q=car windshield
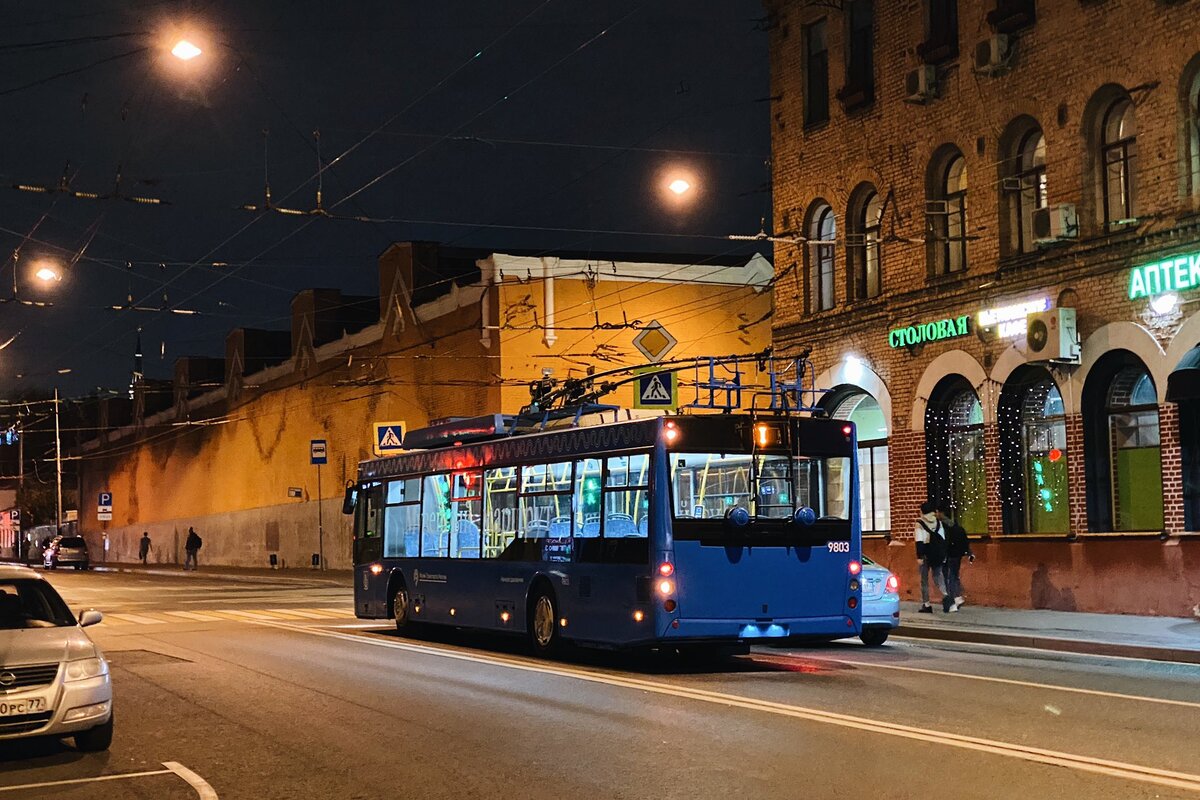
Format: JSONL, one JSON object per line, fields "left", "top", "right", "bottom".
{"left": 0, "top": 579, "right": 77, "bottom": 629}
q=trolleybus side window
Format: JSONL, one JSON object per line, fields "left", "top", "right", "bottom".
{"left": 450, "top": 470, "right": 483, "bottom": 559}
{"left": 420, "top": 474, "right": 451, "bottom": 557}
{"left": 483, "top": 466, "right": 518, "bottom": 558}
{"left": 519, "top": 462, "right": 574, "bottom": 539}
{"left": 574, "top": 458, "right": 603, "bottom": 538}
{"left": 604, "top": 453, "right": 649, "bottom": 538}
{"left": 383, "top": 477, "right": 421, "bottom": 558}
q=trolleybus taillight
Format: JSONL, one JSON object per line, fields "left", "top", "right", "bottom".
{"left": 658, "top": 562, "right": 674, "bottom": 577}
{"left": 848, "top": 560, "right": 862, "bottom": 576}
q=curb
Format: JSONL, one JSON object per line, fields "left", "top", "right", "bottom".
{"left": 895, "top": 624, "right": 1200, "bottom": 665}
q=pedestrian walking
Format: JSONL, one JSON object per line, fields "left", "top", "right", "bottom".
{"left": 939, "top": 506, "right": 975, "bottom": 612}
{"left": 138, "top": 531, "right": 151, "bottom": 564}
{"left": 184, "top": 527, "right": 202, "bottom": 571}
{"left": 913, "top": 500, "right": 952, "bottom": 613}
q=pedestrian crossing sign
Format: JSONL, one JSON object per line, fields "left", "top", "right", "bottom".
{"left": 373, "top": 421, "right": 406, "bottom": 456}
{"left": 633, "top": 368, "right": 678, "bottom": 409}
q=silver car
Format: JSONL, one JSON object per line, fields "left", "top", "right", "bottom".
{"left": 0, "top": 565, "right": 113, "bottom": 751}
{"left": 43, "top": 536, "right": 90, "bottom": 570}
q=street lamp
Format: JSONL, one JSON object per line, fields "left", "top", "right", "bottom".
{"left": 171, "top": 39, "right": 203, "bottom": 61}
{"left": 668, "top": 178, "right": 692, "bottom": 195}
{"left": 34, "top": 262, "right": 62, "bottom": 283}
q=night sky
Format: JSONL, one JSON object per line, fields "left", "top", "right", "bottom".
{"left": 0, "top": 1, "right": 770, "bottom": 396}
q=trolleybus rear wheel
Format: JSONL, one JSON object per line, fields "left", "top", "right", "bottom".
{"left": 528, "top": 590, "right": 559, "bottom": 656}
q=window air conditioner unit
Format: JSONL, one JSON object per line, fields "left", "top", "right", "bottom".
{"left": 1032, "top": 203, "right": 1079, "bottom": 246}
{"left": 973, "top": 34, "right": 1011, "bottom": 75}
{"left": 905, "top": 66, "right": 938, "bottom": 103}
{"left": 1026, "top": 308, "right": 1080, "bottom": 363}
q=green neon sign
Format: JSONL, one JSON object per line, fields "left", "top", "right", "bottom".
{"left": 1128, "top": 253, "right": 1200, "bottom": 300}
{"left": 888, "top": 315, "right": 970, "bottom": 348}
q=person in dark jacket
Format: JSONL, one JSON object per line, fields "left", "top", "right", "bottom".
{"left": 139, "top": 532, "right": 152, "bottom": 564}
{"left": 939, "top": 506, "right": 975, "bottom": 612}
{"left": 184, "top": 527, "right": 202, "bottom": 571}
{"left": 913, "top": 500, "right": 951, "bottom": 612}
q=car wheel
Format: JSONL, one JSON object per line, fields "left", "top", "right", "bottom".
{"left": 74, "top": 713, "right": 113, "bottom": 752}
{"left": 528, "top": 589, "right": 560, "bottom": 657}
{"left": 860, "top": 628, "right": 890, "bottom": 647}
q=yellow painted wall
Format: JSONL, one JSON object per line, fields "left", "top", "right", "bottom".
{"left": 496, "top": 276, "right": 773, "bottom": 414}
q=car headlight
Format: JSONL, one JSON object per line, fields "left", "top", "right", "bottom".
{"left": 65, "top": 656, "right": 109, "bottom": 682}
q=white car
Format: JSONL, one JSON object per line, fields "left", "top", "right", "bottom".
{"left": 0, "top": 565, "right": 113, "bottom": 751}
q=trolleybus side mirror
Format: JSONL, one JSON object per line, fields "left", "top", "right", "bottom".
{"left": 342, "top": 486, "right": 358, "bottom": 515}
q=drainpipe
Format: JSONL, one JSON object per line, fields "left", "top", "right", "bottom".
{"left": 542, "top": 257, "right": 558, "bottom": 347}
{"left": 479, "top": 257, "right": 494, "bottom": 348}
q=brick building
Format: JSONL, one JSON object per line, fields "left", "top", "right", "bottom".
{"left": 764, "top": 0, "right": 1200, "bottom": 615}
{"left": 77, "top": 243, "right": 771, "bottom": 569}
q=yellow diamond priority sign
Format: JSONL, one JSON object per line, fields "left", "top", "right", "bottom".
{"left": 632, "top": 320, "right": 678, "bottom": 363}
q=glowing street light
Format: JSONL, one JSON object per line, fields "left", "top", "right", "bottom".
{"left": 171, "top": 39, "right": 203, "bottom": 61}
{"left": 668, "top": 178, "right": 691, "bottom": 195}
{"left": 33, "top": 261, "right": 62, "bottom": 283}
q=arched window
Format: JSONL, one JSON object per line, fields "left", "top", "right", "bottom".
{"left": 1184, "top": 58, "right": 1200, "bottom": 202}
{"left": 1084, "top": 354, "right": 1163, "bottom": 532}
{"left": 1100, "top": 95, "right": 1137, "bottom": 229}
{"left": 999, "top": 367, "right": 1069, "bottom": 534}
{"left": 830, "top": 390, "right": 889, "bottom": 534}
{"left": 928, "top": 148, "right": 968, "bottom": 275}
{"left": 848, "top": 188, "right": 883, "bottom": 300}
{"left": 809, "top": 202, "right": 837, "bottom": 311}
{"left": 925, "top": 376, "right": 987, "bottom": 534}
{"left": 1003, "top": 124, "right": 1047, "bottom": 254}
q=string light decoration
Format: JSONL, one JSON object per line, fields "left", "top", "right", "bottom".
{"left": 924, "top": 378, "right": 987, "bottom": 533}
{"left": 998, "top": 368, "right": 1069, "bottom": 533}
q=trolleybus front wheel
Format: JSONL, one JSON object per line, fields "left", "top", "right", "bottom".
{"left": 528, "top": 589, "right": 560, "bottom": 657}
{"left": 392, "top": 584, "right": 416, "bottom": 634}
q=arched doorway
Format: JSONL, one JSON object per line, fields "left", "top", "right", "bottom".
{"left": 999, "top": 365, "right": 1069, "bottom": 533}
{"left": 925, "top": 375, "right": 987, "bottom": 534}
{"left": 826, "top": 387, "right": 890, "bottom": 535}
{"left": 1083, "top": 352, "right": 1163, "bottom": 531}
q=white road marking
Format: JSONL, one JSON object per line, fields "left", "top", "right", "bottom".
{"left": 765, "top": 652, "right": 1200, "bottom": 710}
{"left": 106, "top": 612, "right": 167, "bottom": 625}
{"left": 0, "top": 769, "right": 172, "bottom": 792}
{"left": 164, "top": 610, "right": 226, "bottom": 622}
{"left": 163, "top": 761, "right": 219, "bottom": 799}
{"left": 248, "top": 619, "right": 1200, "bottom": 794}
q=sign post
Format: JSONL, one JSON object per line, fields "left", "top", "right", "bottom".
{"left": 310, "top": 440, "right": 328, "bottom": 569}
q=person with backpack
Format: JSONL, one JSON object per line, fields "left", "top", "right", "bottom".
{"left": 184, "top": 527, "right": 202, "bottom": 571}
{"left": 939, "top": 505, "right": 975, "bottom": 612}
{"left": 913, "top": 500, "right": 952, "bottom": 613}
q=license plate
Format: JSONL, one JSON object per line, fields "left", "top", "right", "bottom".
{"left": 0, "top": 697, "right": 46, "bottom": 716}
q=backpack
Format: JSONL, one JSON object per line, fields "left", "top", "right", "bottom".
{"left": 919, "top": 520, "right": 947, "bottom": 565}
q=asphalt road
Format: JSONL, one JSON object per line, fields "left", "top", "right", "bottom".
{"left": 3, "top": 567, "right": 1200, "bottom": 799}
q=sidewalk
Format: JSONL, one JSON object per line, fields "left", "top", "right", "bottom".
{"left": 897, "top": 600, "right": 1200, "bottom": 664}
{"left": 4, "top": 558, "right": 353, "bottom": 586}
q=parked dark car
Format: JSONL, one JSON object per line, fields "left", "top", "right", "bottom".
{"left": 42, "top": 537, "right": 90, "bottom": 571}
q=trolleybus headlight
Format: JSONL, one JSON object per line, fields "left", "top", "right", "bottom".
{"left": 848, "top": 560, "right": 862, "bottom": 576}
{"left": 369, "top": 563, "right": 383, "bottom": 575}
{"left": 657, "top": 579, "right": 674, "bottom": 596}
{"left": 658, "top": 562, "right": 674, "bottom": 577}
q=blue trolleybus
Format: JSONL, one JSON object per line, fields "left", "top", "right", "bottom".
{"left": 347, "top": 412, "right": 863, "bottom": 654}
